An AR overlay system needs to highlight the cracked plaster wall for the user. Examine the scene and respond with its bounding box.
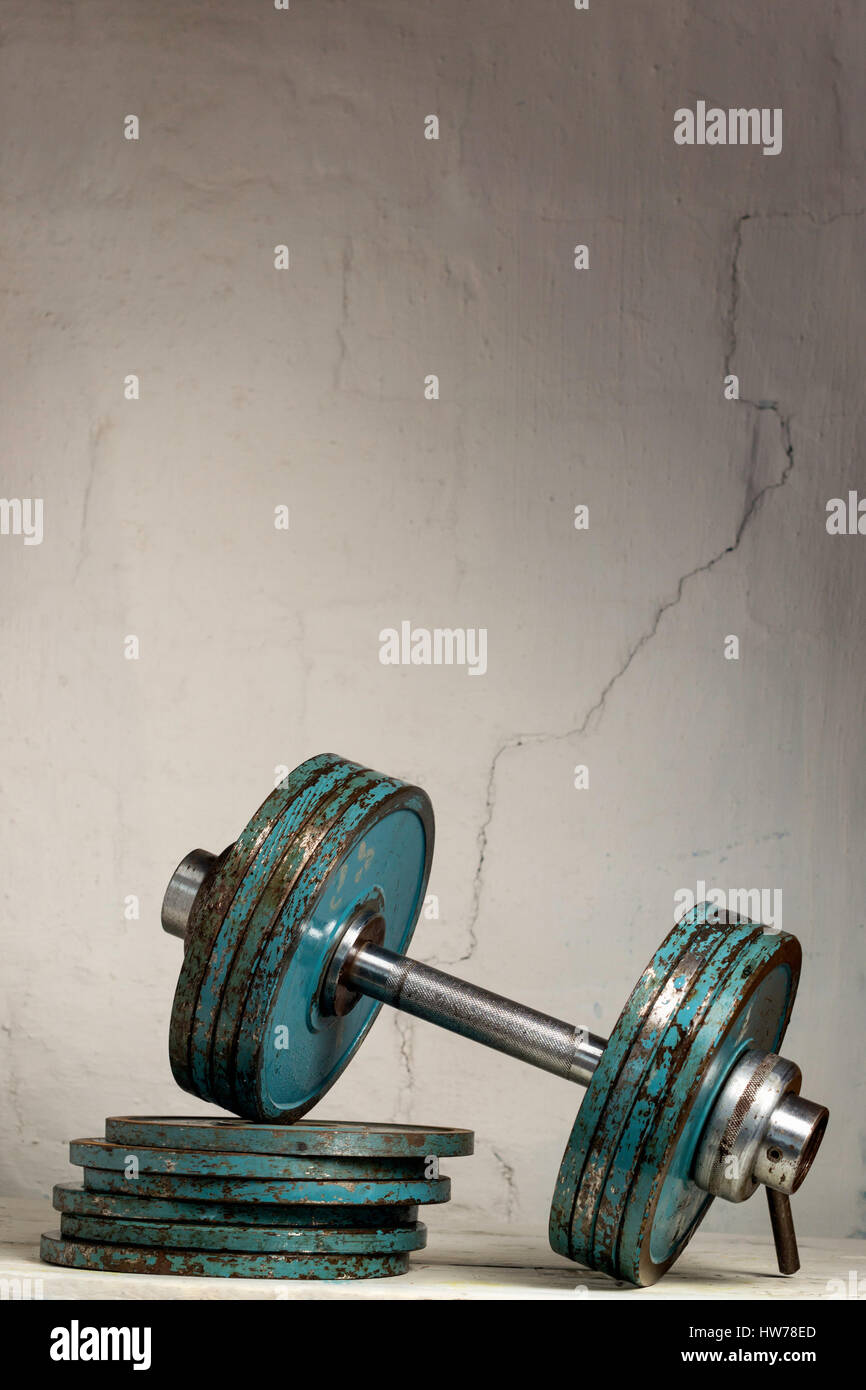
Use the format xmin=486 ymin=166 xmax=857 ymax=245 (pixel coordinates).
xmin=0 ymin=1 xmax=864 ymax=1244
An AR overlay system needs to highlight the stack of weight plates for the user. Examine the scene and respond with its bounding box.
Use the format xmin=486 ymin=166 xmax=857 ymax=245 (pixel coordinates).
xmin=41 ymin=1115 xmax=473 ymax=1280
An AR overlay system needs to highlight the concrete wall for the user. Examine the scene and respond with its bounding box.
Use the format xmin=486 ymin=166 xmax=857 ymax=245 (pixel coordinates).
xmin=1 ymin=0 xmax=863 ymax=1248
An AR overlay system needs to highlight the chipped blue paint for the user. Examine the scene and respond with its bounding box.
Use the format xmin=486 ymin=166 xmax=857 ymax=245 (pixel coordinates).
xmin=549 ymin=904 xmax=800 ymax=1286
xmin=69 ymin=1139 xmax=433 ymax=1181
xmin=233 ymin=772 xmax=433 ymax=1120
xmin=550 ymin=904 xmax=742 ymax=1266
xmin=639 ymin=955 xmax=793 ymax=1275
xmin=81 ymin=1167 xmax=451 ymax=1206
xmin=53 ymin=1181 xmax=421 ymax=1227
xmin=168 ymin=756 xmax=434 ymax=1122
xmin=40 ymin=1231 xmax=410 ymax=1279
xmin=211 ymin=760 xmax=388 ymax=1107
xmin=189 ymin=757 xmax=346 ymax=1103
xmin=58 ymin=1213 xmax=428 ymax=1255
xmin=169 ymin=753 xmax=339 ymax=1099
xmin=104 ymin=1117 xmax=473 ymax=1158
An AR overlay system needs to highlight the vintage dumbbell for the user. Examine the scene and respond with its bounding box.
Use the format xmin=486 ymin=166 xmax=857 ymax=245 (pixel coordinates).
xmin=162 ymin=753 xmax=829 ymax=1286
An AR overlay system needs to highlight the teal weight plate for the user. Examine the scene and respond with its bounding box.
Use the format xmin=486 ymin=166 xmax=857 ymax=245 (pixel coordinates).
xmin=82 ymin=1168 xmax=452 ymax=1205
xmin=70 ymin=1139 xmax=431 ymax=1180
xmin=550 ymin=903 xmax=745 ymax=1259
xmin=618 ymin=930 xmax=800 ymax=1286
xmin=105 ymin=1116 xmax=474 ymax=1158
xmin=229 ymin=761 xmax=434 ymax=1121
xmin=59 ymin=1213 xmax=427 ymax=1254
xmin=169 ymin=754 xmax=340 ymax=1099
xmin=550 ymin=907 xmax=801 ymax=1286
xmin=41 ymin=1232 xmax=410 ymax=1279
xmin=209 ymin=760 xmax=395 ymax=1111
xmin=583 ymin=914 xmax=768 ymax=1273
xmin=53 ymin=1183 xmax=419 ymax=1227
xmin=189 ymin=757 xmax=352 ymax=1104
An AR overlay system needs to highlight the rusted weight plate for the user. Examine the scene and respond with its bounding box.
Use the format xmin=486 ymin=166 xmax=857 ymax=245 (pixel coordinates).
xmin=549 ymin=907 xmax=801 ymax=1286
xmin=59 ymin=1212 xmax=427 ymax=1254
xmin=552 ymin=905 xmax=725 ymax=1257
xmin=208 ymin=761 xmax=402 ymax=1110
xmin=169 ymin=753 xmax=341 ymax=1100
xmin=187 ymin=756 xmax=356 ymax=1104
xmin=549 ymin=903 xmax=744 ymax=1258
xmin=215 ymin=760 xmax=434 ymax=1121
xmin=614 ymin=928 xmax=800 ymax=1286
xmin=572 ymin=908 xmax=760 ymax=1267
xmin=70 ymin=1138 xmax=432 ymax=1181
xmin=53 ymin=1183 xmax=419 ymax=1227
xmin=586 ymin=918 xmax=784 ymax=1275
xmin=40 ymin=1232 xmax=410 ymax=1280
xmin=105 ymin=1116 xmax=474 ymax=1158
xmin=82 ymin=1168 xmax=451 ymax=1205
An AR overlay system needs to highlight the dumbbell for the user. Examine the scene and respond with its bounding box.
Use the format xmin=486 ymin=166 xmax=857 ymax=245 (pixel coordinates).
xmin=162 ymin=753 xmax=829 ymax=1286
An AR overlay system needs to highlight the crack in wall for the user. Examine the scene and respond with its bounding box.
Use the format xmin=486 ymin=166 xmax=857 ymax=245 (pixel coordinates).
xmin=491 ymin=1146 xmax=518 ymax=1220
xmin=393 ymin=1012 xmax=415 ymax=1120
xmin=447 ymin=211 xmax=805 ymax=970
xmin=0 ymin=1022 xmax=26 ymax=1147
xmin=725 ymin=213 xmax=750 ymax=376
xmin=75 ymin=417 xmax=111 ymax=580
xmin=334 ymin=237 xmax=353 ymax=390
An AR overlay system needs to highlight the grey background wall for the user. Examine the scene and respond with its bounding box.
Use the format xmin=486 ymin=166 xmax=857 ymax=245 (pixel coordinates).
xmin=1 ymin=0 xmax=863 ymax=1248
